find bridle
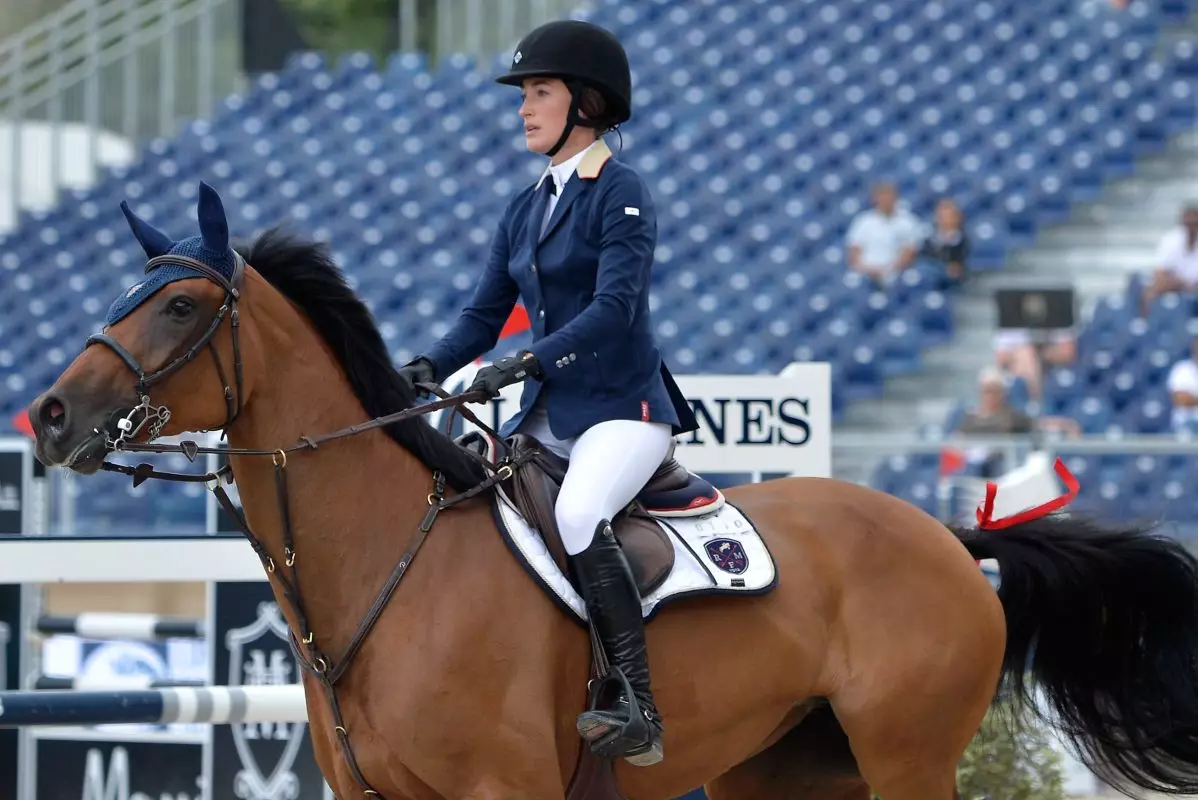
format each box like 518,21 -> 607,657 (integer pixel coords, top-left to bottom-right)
85,252 -> 247,450
84,250 -> 531,798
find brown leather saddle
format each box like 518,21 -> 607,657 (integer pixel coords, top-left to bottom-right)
458,432 -> 722,596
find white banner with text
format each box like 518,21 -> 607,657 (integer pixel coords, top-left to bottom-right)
430,361 -> 832,478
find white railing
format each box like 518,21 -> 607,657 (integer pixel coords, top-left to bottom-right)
0,0 -> 242,232
834,432 -> 1198,530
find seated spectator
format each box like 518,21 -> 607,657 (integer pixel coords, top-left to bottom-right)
1140,203 -> 1198,315
956,367 -> 1080,477
958,367 -> 1035,436
994,328 -> 1077,401
1167,336 -> 1198,433
845,181 -> 922,287
920,197 -> 970,288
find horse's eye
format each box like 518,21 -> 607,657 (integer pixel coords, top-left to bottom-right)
167,297 -> 195,318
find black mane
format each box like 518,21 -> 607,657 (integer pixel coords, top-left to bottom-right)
235,227 -> 487,491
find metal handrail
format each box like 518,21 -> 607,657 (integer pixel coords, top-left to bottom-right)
0,0 -> 234,232
0,0 -> 139,86
0,0 -> 205,107
0,0 -> 215,113
0,0 -> 95,65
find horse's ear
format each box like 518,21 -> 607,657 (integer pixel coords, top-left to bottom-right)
196,181 -> 230,253
119,200 -> 174,259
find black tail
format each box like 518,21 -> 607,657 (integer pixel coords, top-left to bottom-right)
955,514 -> 1198,795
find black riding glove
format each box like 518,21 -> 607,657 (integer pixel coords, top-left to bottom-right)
469,351 -> 543,399
397,356 -> 436,395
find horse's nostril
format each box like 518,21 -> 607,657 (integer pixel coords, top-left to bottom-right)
38,396 -> 68,433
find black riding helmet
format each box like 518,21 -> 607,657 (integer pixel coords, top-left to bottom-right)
495,20 -> 632,157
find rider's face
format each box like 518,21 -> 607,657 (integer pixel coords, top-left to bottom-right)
519,78 -> 571,154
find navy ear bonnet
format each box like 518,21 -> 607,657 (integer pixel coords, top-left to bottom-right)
106,181 -> 239,326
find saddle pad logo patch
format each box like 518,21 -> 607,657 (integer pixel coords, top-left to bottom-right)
704,538 -> 748,575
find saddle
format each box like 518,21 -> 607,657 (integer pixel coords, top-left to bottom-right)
458,432 -> 723,596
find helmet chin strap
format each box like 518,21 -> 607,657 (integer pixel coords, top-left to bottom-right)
546,80 -> 588,159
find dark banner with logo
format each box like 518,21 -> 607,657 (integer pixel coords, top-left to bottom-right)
211,581 -> 330,800
0,612 -> 12,800
209,442 -> 336,799
0,442 -> 26,800
209,450 -> 328,798
35,738 -> 202,800
0,445 -> 24,535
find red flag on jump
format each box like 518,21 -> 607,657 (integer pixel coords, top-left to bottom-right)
975,457 -> 1080,530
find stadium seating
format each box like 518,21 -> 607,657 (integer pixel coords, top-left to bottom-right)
2,0 -> 1196,531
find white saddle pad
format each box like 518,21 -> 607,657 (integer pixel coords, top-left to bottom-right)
492,489 -> 778,624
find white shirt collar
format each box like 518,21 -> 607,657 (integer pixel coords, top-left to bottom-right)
536,139 -> 601,194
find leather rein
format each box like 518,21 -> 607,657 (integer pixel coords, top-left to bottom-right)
88,253 -> 534,797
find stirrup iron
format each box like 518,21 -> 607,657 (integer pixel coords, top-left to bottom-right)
577,666 -> 663,765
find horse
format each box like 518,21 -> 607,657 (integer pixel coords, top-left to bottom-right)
25,183 -> 1198,799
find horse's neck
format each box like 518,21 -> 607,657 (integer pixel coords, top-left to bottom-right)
223,310 -> 432,660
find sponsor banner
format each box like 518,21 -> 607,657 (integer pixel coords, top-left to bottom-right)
211,581 -> 330,800
426,362 -> 833,477
210,466 -> 334,800
0,438 -> 29,800
0,444 -> 24,536
36,738 -> 203,800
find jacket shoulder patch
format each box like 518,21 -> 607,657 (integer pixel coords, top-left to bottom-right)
577,139 -> 613,180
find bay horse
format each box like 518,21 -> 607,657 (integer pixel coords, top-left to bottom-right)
25,183 -> 1198,799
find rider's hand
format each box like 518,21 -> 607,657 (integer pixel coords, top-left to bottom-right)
397,356 -> 436,395
468,351 -> 543,399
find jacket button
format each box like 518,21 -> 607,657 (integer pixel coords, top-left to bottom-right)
569,353 -> 576,362
538,310 -> 545,318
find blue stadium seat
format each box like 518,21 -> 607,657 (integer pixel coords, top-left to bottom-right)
2,0 -> 1194,532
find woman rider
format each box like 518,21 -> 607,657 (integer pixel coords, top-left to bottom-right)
398,19 -> 698,767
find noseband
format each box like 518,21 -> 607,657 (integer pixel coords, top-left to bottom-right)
85,252 -> 247,448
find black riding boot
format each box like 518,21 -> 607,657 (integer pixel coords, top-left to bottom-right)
570,520 -> 664,767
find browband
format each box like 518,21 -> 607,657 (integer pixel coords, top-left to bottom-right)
144,252 -> 246,295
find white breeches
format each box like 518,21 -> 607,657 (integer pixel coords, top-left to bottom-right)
516,405 -> 675,556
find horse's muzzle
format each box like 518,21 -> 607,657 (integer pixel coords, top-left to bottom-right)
28,392 -> 130,472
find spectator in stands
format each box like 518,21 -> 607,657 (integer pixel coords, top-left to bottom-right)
1166,336 -> 1198,433
1140,203 -> 1198,315
959,367 -> 1036,437
994,328 -> 1077,401
920,197 -> 970,288
957,367 -> 1080,476
845,181 -> 922,287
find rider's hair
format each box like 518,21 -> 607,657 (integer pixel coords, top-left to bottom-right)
578,86 -> 620,134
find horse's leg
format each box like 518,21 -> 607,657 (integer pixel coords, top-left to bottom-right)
825,604 -> 999,800
704,705 -> 870,799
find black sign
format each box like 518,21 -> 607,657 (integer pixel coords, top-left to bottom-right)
0,449 -> 23,536
35,738 -> 203,800
995,287 -> 1075,330
211,582 -> 330,799
0,618 -> 11,800
207,451 -> 349,799
0,446 -> 24,800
